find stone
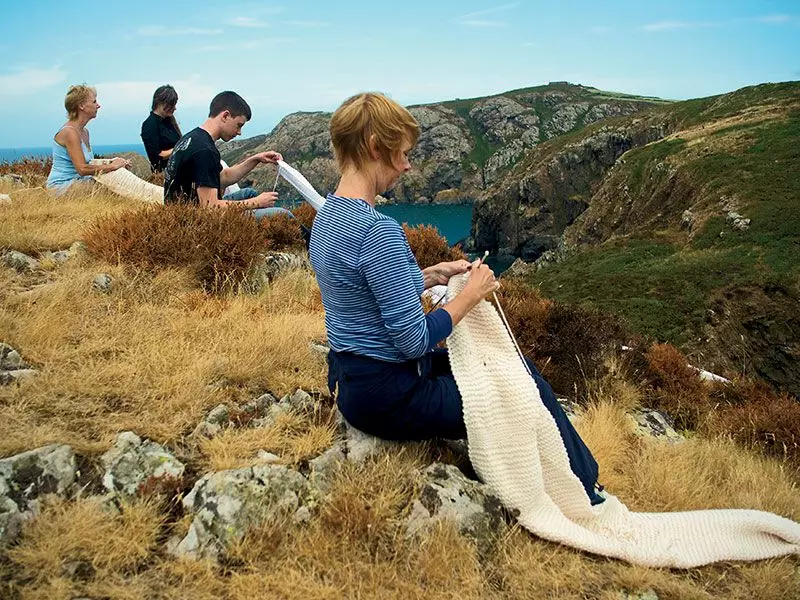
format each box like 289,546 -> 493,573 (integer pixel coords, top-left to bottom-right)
2,250 -> 40,273
174,463 -> 309,559
100,432 -> 185,499
681,209 -> 695,230
92,274 -> 113,293
286,389 -> 315,413
405,463 -> 506,556
0,369 -> 39,386
0,343 -> 27,371
0,193 -> 11,204
308,442 -> 346,493
726,211 -> 751,231
191,404 -> 230,438
629,408 -> 683,442
344,421 -> 400,464
0,444 -> 77,546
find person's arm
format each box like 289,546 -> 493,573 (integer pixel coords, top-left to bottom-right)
422,260 -> 471,289
360,220 -> 456,359
60,128 -> 128,176
140,117 -> 162,167
197,186 -> 279,210
220,150 -> 283,187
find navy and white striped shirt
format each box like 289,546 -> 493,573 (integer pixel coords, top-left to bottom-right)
309,194 -> 453,362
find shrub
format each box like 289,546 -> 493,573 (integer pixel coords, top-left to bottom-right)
84,204 -> 268,292
259,213 -> 305,251
643,343 -> 710,430
704,391 -> 800,463
292,202 -> 317,231
0,156 -> 52,186
495,279 -> 552,357
404,224 -> 467,269
536,302 -> 629,398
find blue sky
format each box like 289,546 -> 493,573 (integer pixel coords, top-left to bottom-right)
1,0 -> 798,148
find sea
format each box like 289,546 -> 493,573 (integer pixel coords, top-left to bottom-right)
1,144 -> 498,267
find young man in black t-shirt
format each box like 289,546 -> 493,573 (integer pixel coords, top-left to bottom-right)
164,91 -> 293,219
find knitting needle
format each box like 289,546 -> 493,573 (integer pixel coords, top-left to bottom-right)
427,251 -> 490,312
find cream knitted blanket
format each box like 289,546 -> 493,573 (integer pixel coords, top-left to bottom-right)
90,160 -> 163,204
445,274 -> 800,567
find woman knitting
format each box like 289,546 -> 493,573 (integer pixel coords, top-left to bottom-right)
46,84 -> 130,193
309,92 -> 604,504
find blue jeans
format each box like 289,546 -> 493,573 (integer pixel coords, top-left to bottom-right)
223,187 -> 295,221
327,348 -> 604,504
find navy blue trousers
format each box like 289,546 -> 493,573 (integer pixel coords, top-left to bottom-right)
328,349 -> 604,504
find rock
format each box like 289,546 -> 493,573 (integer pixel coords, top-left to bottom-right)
2,250 -> 40,273
174,463 -> 309,559
0,193 -> 11,204
0,369 -> 39,386
726,211 -> 751,231
100,432 -> 185,499
503,257 -> 536,279
344,421 -> 400,464
681,209 -> 695,230
191,404 -> 230,438
616,590 -> 659,600
629,408 -> 683,442
69,241 -> 88,257
0,444 -> 77,546
285,389 -> 316,413
92,274 -> 113,293
246,252 -> 310,292
405,463 -> 506,556
308,442 -> 346,492
256,450 -> 281,464
0,343 -> 27,371
0,174 -> 24,186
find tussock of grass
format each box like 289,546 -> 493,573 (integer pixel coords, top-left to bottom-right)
198,407 -> 337,472
0,187 -> 131,253
0,263 -> 326,455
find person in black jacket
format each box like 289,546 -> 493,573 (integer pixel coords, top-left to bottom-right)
140,85 -> 181,172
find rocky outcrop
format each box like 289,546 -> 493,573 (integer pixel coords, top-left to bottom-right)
473,122 -> 670,260
219,83 -> 662,207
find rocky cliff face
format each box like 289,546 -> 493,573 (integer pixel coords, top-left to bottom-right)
219,83 -> 661,205
473,119 -> 671,260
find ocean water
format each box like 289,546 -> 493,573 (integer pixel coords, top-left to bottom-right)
0,144 -> 145,162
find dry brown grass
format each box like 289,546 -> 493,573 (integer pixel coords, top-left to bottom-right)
292,202 -> 317,230
197,407 -> 337,472
0,186 -> 131,254
0,263 -> 326,455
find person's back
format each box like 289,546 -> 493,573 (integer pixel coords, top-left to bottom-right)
163,127 -> 221,204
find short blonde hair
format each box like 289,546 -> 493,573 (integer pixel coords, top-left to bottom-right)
65,84 -> 97,120
330,92 -> 420,171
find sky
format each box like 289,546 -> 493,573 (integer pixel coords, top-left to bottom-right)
1,0 -> 798,148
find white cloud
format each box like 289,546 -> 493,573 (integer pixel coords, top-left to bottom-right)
95,76 -> 216,115
0,66 -> 68,96
642,20 -> 715,32
136,25 -> 223,36
283,20 -> 329,27
228,16 -> 269,28
456,3 -> 517,27
757,14 -> 792,24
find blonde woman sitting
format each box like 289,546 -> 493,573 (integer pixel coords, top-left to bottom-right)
46,84 -> 129,194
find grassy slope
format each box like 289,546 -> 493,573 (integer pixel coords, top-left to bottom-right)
528,83 -> 800,355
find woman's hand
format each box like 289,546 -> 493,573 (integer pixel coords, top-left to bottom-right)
462,260 -> 499,301
251,150 -> 283,165
424,259 -> 471,287
109,157 -> 131,171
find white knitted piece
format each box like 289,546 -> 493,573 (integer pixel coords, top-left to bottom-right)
90,160 -> 163,204
445,274 -> 800,567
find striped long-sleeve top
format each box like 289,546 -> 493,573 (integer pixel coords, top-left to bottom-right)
309,194 -> 453,362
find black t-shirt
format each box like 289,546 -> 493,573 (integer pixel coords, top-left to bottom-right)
163,128 -> 222,205
140,112 -> 181,172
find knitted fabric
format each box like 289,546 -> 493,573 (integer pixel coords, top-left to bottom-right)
90,160 -> 163,204
445,274 -> 800,567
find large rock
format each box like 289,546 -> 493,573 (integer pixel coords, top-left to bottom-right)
2,250 -> 40,273
100,432 -> 185,499
0,444 -> 76,546
406,463 -> 506,556
174,463 -> 309,558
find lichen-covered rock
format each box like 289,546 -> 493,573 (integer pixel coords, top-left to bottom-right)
2,250 -> 40,273
0,444 -> 76,546
174,463 -> 309,558
406,463 -> 506,555
246,252 -> 310,292
0,343 -> 27,371
629,408 -> 683,442
469,97 -> 539,145
92,273 -> 113,293
100,432 -> 185,499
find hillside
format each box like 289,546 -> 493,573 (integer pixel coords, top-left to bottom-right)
486,82 -> 800,393
219,82 -> 665,204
